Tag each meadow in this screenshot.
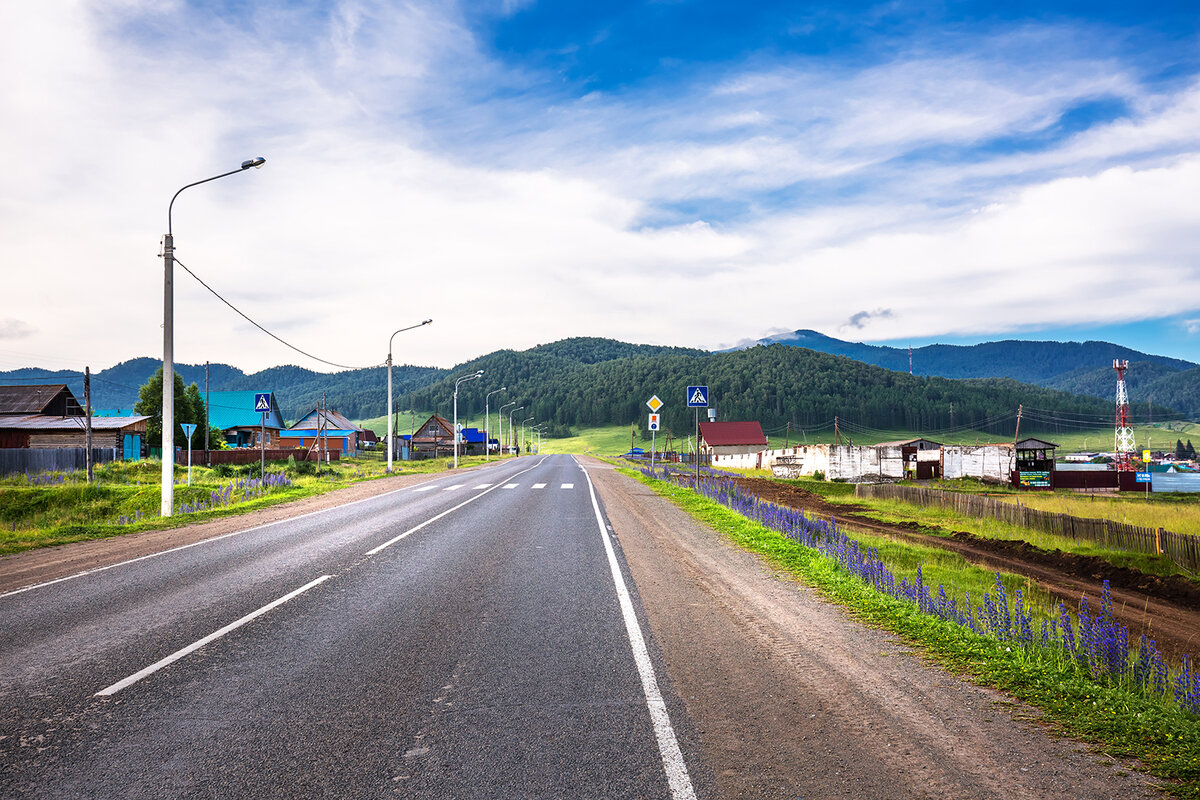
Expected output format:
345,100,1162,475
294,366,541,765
0,454,489,555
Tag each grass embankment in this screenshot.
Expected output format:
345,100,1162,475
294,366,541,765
0,454,496,556
626,469,1200,798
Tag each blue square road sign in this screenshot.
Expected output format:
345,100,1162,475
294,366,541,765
686,385,709,408
254,393,271,413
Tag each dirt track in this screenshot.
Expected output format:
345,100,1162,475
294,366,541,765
587,459,1162,799
726,476,1200,663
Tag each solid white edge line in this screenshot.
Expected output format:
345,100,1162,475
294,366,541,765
1,477,435,600
576,457,697,800
364,459,547,556
95,574,332,697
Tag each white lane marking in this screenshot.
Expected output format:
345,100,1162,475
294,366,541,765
95,575,331,697
442,484,465,492
414,485,440,492
576,458,697,800
532,483,547,489
0,479,430,600
561,483,574,489
473,484,493,489
502,483,519,489
365,460,546,556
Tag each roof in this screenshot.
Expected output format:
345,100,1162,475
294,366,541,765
0,414,148,431
289,407,359,432
875,438,942,448
206,391,286,431
0,385,82,416
1017,437,1059,449
699,421,768,447
460,427,486,444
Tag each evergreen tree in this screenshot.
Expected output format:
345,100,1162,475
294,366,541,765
1176,439,1187,459
1188,440,1196,460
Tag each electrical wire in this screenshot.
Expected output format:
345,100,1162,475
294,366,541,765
173,255,383,371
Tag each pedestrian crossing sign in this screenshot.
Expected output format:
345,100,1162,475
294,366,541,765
254,393,271,412
686,385,709,408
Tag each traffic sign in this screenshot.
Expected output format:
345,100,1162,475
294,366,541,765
646,395,663,413
1142,450,1152,463
254,393,271,412
1135,471,1152,483
648,413,660,431
686,385,709,408
180,423,197,439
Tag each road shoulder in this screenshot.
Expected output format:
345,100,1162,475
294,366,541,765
584,457,1160,800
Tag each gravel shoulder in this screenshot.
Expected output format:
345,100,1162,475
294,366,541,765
585,458,1163,800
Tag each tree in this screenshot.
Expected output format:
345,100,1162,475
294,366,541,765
1188,440,1197,461
1176,439,1187,459
134,367,211,450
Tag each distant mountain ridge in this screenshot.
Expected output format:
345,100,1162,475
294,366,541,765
735,330,1200,415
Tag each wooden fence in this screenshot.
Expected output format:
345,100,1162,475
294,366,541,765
0,447,119,476
855,483,1200,574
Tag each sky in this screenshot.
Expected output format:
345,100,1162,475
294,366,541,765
2,0,1199,375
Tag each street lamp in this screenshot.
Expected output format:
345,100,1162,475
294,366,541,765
507,406,524,455
522,416,534,457
498,401,516,457
387,319,433,472
485,387,506,461
453,370,484,468
161,157,265,517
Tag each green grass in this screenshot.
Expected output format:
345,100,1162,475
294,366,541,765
0,453,487,555
625,469,1200,798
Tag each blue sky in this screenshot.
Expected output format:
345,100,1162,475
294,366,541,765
2,1,1199,373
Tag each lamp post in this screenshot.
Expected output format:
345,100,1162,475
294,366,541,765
485,387,506,461
387,319,433,473
161,157,265,517
453,370,484,468
508,406,524,455
522,416,534,457
498,401,516,457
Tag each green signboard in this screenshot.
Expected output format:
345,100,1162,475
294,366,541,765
1018,471,1051,488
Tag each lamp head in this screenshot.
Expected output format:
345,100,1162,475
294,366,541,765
241,157,266,170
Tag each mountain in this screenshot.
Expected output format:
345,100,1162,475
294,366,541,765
404,339,1135,439
0,359,446,423
734,330,1199,414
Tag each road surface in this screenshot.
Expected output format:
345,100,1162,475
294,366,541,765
0,454,1163,798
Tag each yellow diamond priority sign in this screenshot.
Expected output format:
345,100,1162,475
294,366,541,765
646,395,663,412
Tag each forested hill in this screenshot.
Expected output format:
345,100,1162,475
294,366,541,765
739,329,1195,385
405,341,1148,439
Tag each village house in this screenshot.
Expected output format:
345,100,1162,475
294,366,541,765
206,390,286,448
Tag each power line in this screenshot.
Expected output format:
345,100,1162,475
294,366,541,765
173,255,382,371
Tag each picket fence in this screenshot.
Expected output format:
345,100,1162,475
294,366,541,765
854,483,1200,574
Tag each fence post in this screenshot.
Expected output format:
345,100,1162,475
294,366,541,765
1155,527,1163,556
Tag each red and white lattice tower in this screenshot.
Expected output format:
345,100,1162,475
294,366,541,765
1113,359,1135,472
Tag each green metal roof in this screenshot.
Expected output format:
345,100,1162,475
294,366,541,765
206,391,285,430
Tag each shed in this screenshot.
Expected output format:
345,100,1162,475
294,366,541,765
0,414,149,458
1014,437,1058,489
0,384,83,417
875,438,943,479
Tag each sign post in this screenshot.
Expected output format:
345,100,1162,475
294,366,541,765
254,393,271,479
646,395,663,471
686,385,709,485
181,423,197,486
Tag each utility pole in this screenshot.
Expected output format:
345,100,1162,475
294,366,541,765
1012,403,1023,488
834,416,840,446
205,361,210,462
84,367,93,483
785,421,790,448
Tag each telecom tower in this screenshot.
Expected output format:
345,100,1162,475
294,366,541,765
1113,360,1135,471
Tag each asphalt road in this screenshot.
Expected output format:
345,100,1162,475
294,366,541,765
0,455,705,799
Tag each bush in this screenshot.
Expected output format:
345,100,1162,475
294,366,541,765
812,470,826,481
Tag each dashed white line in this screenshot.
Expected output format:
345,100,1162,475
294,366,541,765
414,485,439,492
443,484,465,491
95,575,332,697
502,483,519,489
561,483,574,489
532,483,547,489
473,484,493,489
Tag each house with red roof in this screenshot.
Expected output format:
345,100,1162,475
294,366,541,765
699,420,768,457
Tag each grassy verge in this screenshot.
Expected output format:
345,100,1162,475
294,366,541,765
624,468,1200,798
0,454,494,555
